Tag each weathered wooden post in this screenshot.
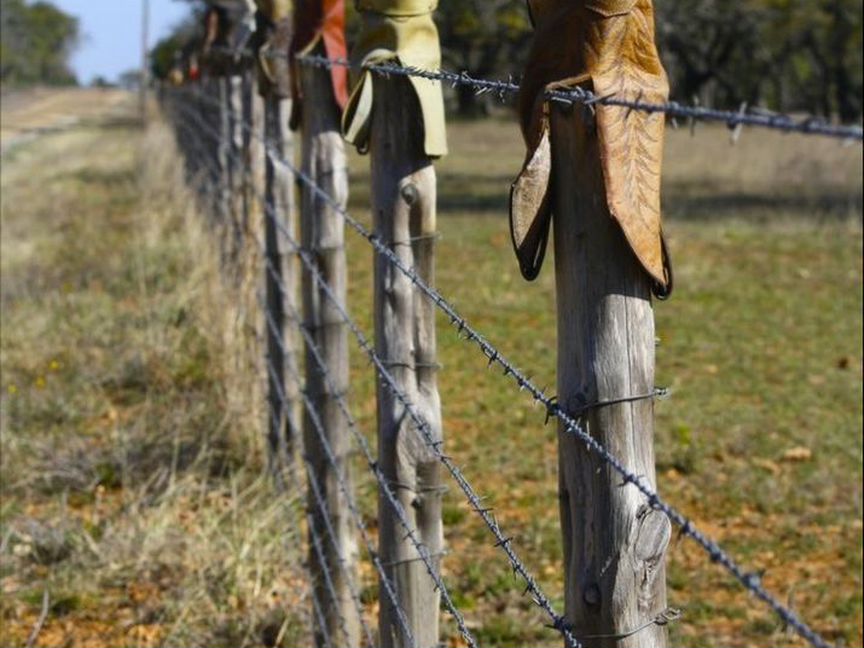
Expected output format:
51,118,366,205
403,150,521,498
253,0,301,479
292,1,360,645
510,2,673,646
343,2,447,646
240,69,264,239
217,75,233,225
228,71,246,254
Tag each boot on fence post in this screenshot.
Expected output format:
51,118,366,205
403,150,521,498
510,1,673,646
292,1,361,646
254,0,301,485
343,2,448,646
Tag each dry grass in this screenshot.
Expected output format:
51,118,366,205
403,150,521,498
1,92,861,648
0,104,310,648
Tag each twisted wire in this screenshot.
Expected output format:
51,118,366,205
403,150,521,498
256,240,421,648
297,53,864,142
260,284,414,648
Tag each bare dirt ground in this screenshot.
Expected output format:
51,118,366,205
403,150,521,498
0,87,132,154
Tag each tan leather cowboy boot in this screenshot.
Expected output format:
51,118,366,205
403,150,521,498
510,0,672,297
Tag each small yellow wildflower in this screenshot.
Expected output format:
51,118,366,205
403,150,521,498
35,376,46,389
49,360,61,371
7,384,18,395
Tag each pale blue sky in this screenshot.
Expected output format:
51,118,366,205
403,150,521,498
52,0,193,84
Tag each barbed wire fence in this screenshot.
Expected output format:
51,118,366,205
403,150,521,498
155,48,861,648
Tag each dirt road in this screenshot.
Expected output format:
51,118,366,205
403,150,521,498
1,87,132,154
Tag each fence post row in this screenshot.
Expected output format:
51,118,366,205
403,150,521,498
342,1,448,646
511,1,672,645
292,0,361,645
202,7,246,259
252,0,303,519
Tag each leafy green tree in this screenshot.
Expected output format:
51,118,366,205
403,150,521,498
655,0,862,120
1,0,80,86
151,0,862,121
435,0,531,115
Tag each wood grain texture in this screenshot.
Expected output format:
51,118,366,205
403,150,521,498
263,95,301,497
240,71,260,244
217,76,232,227
370,74,443,648
299,56,361,648
551,102,670,648
228,74,245,256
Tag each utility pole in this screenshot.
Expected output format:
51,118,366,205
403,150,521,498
140,0,150,124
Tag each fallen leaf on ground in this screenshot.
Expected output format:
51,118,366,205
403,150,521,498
781,447,812,462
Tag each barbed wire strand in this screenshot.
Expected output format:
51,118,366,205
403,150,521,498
170,102,479,646
258,310,376,648
254,246,426,648
262,342,377,648
268,403,357,648
176,87,828,648
173,87,585,646
169,86,831,648
168,107,384,645
170,105,346,648
275,140,831,648
259,285,417,648
168,104,338,645
297,53,864,142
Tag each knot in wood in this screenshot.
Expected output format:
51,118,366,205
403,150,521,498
400,183,419,206
583,583,601,607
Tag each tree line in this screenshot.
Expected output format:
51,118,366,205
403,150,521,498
436,0,862,121
1,0,80,86
155,0,862,122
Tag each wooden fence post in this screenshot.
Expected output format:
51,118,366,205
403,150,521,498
370,75,443,648
241,70,256,243
298,45,360,648
228,73,245,256
507,4,673,643
263,94,301,482
217,75,232,226
550,106,671,647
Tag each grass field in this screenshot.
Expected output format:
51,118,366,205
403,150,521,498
1,91,861,647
